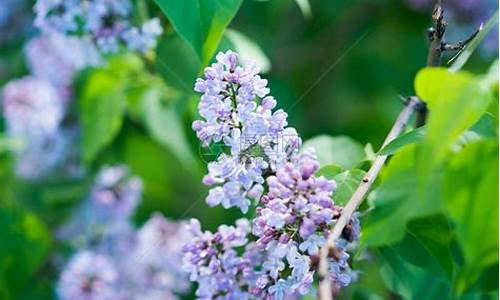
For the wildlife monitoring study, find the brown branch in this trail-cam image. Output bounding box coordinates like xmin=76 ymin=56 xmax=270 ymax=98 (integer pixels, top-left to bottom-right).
xmin=317 ymin=96 xmax=422 ymax=300
xmin=426 ymin=0 xmax=446 ymax=67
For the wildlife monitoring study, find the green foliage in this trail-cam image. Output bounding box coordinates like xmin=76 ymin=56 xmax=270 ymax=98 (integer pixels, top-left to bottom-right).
xmin=220 ymin=29 xmax=271 ymax=73
xmin=156 ymin=34 xmax=202 ymax=93
xmin=140 ymin=87 xmax=197 ymax=168
xmin=362 ymin=61 xmax=499 ymax=298
xmin=153 ymin=0 xmax=243 ymax=64
xmin=415 ymin=67 xmax=496 ymax=178
xmin=303 ymin=135 xmax=366 ymax=169
xmin=378 ymin=126 xmax=426 ymax=155
xmin=80 ymin=55 xmax=144 ymax=163
xmin=444 ymin=140 xmax=499 ymax=294
xmin=0 ymin=203 xmax=51 ymax=300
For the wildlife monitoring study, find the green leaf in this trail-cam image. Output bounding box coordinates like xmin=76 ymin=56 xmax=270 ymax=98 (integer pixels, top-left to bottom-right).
xmin=444 ymin=140 xmax=498 ymax=294
xmin=467 ymin=113 xmax=498 ymax=139
xmin=302 ymin=135 xmax=365 ymax=169
xmin=333 ymin=169 xmax=366 ymax=206
xmin=415 ymin=68 xmax=494 ymax=177
xmin=153 ymin=0 xmax=243 ymax=64
xmin=316 ymin=164 xmax=345 ymax=178
xmin=378 ymin=126 xmax=426 ymax=155
xmin=449 ymin=11 xmax=499 ymax=72
xmin=392 ymin=215 xmax=454 ymax=280
xmin=80 ymin=70 xmax=125 ymax=163
xmin=140 ymin=86 xmax=197 ymax=168
xmin=155 ymin=34 xmax=202 ymax=92
xmin=79 ymin=55 xmax=144 ymax=163
xmin=377 ymin=247 xmax=454 ymax=300
xmin=220 ymin=29 xmax=271 ymax=73
xmin=0 ymin=204 xmax=51 ymax=299
xmin=362 ymin=145 xmax=443 ymax=247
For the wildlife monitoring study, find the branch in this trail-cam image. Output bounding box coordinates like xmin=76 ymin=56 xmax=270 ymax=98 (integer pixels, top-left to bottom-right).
xmin=426 ymin=0 xmax=446 ymax=67
xmin=317 ymin=96 xmax=423 ymax=300
xmin=417 ymin=0 xmax=445 ymax=127
xmin=419 ymin=0 xmax=483 ymax=126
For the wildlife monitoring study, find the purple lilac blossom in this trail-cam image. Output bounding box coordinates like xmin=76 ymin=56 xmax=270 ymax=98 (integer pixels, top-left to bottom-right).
xmin=57 ymin=165 xmax=142 ymax=252
xmin=1 ymin=76 xmax=67 ymax=179
xmin=182 ymin=218 xmax=256 ymax=299
xmin=122 ymin=214 xmax=192 ymax=299
xmin=248 ymin=151 xmax=357 ymax=299
xmin=34 ymin=0 xmax=163 ymax=53
xmin=193 ymin=50 xmax=301 ymax=213
xmin=58 ymin=167 xmax=192 ymax=299
xmin=188 ymin=51 xmax=361 ymax=299
xmin=25 ymin=33 xmax=101 ymax=87
xmin=57 ymin=251 xmax=120 ymax=300
xmin=90 ymin=165 xmax=143 ymax=220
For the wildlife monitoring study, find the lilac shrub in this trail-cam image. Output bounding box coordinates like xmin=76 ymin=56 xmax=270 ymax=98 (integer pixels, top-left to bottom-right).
xmin=34 ymin=0 xmax=163 ymax=54
xmin=186 ymin=51 xmax=360 ymax=299
xmin=56 ymin=165 xmax=192 ymax=300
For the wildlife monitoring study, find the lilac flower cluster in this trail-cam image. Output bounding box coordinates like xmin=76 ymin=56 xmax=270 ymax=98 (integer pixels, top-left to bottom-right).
xmin=193 ymin=50 xmax=300 ymax=213
xmin=34 ymin=0 xmax=163 ymax=53
xmin=187 ymin=51 xmax=361 ymax=299
xmin=2 ymin=30 xmax=102 ymax=180
xmin=25 ymin=33 xmax=101 ymax=87
xmin=183 ymin=218 xmax=256 ymax=299
xmin=183 ymin=152 xmax=360 ymax=299
xmin=1 ymin=77 xmax=67 ymax=178
xmin=57 ymin=165 xmax=192 ymax=300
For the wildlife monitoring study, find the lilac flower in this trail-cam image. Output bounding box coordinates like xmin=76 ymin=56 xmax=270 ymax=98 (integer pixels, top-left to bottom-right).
xmin=2 ymin=76 xmax=64 ymax=138
xmin=58 ymin=168 xmax=192 ymax=299
xmin=189 ymin=51 xmax=362 ymax=298
xmin=122 ymin=214 xmax=192 ymax=299
xmin=90 ymin=165 xmax=143 ymax=220
xmin=1 ymin=77 xmax=66 ymax=179
xmin=122 ymin=18 xmax=163 ymax=53
xmin=34 ymin=0 xmax=162 ymax=53
xmin=57 ymin=165 xmax=142 ymax=252
xmin=193 ymin=51 xmax=301 ymax=212
xmin=182 ymin=219 xmax=254 ymax=299
xmin=57 ymin=251 xmax=120 ymax=300
xmin=25 ymin=33 xmax=101 ymax=87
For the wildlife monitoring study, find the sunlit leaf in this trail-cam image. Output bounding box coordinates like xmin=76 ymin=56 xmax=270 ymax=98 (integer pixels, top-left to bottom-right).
xmin=155 ymin=35 xmax=202 ymax=92
xmin=140 ymin=86 xmax=197 ymax=168
xmin=378 ymin=126 xmax=426 ymax=155
xmin=444 ymin=141 xmax=499 ymax=294
xmin=153 ymin=0 xmax=243 ymax=64
xmin=221 ymin=29 xmax=271 ymax=73
xmin=303 ymin=135 xmax=365 ymax=169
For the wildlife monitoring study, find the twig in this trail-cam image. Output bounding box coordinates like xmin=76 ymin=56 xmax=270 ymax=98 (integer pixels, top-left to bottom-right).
xmin=418 ymin=0 xmax=483 ymax=126
xmin=426 ymin=0 xmax=446 ymax=67
xmin=317 ymin=96 xmax=422 ymax=300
